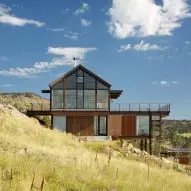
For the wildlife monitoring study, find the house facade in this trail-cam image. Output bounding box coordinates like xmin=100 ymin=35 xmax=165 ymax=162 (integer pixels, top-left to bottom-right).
xmin=27 ymin=64 xmax=170 ymax=152
xmin=48 ymin=64 xmax=121 ymax=136
xmin=32 ymin=64 xmax=170 ymax=138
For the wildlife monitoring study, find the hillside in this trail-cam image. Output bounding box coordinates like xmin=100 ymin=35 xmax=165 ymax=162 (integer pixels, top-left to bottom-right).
xmin=0 ymin=92 xmax=191 ymax=150
xmin=0 ymin=92 xmax=49 ymax=113
xmin=0 ymin=104 xmax=191 ymax=191
xmin=162 ymin=120 xmax=191 ymax=149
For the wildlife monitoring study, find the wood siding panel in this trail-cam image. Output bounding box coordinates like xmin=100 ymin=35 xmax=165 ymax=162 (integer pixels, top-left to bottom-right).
xmin=66 ymin=116 xmax=94 ymax=136
xmin=108 ymin=115 xmax=122 ymax=137
xmin=122 ymin=115 xmax=136 ymax=136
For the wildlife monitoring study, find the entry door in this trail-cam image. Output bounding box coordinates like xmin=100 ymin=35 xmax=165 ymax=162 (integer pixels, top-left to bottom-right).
xmin=98 ymin=116 xmax=107 ymax=136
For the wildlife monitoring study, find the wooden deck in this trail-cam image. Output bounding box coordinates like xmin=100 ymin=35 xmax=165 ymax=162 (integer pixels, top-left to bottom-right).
xmin=26 ymin=103 xmax=170 ymax=117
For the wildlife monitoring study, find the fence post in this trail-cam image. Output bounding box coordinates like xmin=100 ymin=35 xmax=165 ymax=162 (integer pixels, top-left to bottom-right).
xmin=147 ymin=162 xmax=150 ymax=181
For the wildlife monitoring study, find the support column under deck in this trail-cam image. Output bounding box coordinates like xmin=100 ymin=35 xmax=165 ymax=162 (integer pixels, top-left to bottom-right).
xmin=144 ymin=139 xmax=147 ymax=152
xmin=159 ymin=112 xmax=162 ymax=157
xmin=149 ymin=112 xmax=152 ymax=155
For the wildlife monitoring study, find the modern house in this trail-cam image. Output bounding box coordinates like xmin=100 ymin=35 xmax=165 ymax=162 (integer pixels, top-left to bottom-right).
xmin=27 ymin=64 xmax=170 ymax=153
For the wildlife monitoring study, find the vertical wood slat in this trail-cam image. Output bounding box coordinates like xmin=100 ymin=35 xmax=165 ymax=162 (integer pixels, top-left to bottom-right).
xmin=121 ymin=115 xmax=136 ymax=136
xmin=66 ymin=116 xmax=94 ymax=136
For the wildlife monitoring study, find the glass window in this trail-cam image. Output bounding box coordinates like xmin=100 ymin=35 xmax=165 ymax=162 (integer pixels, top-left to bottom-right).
xmin=136 ymin=116 xmax=149 ymax=136
xmin=65 ymin=90 xmax=76 ymax=108
xmin=77 ymin=90 xmax=83 ymax=108
xmin=52 ymin=90 xmax=63 ymax=109
xmin=65 ymin=73 xmax=76 ymax=89
xmin=97 ymin=81 xmax=109 ymax=89
xmin=97 ymin=90 xmax=108 ymax=109
xmin=77 ymin=69 xmax=83 ymax=76
xmin=84 ymin=73 xmax=95 ymax=89
xmin=84 ymin=90 xmax=95 ymax=109
xmin=53 ymin=115 xmax=66 ymax=132
xmin=99 ymin=116 xmax=107 ymax=135
xmin=77 ymin=76 xmax=83 ymax=83
xmin=52 ymin=81 xmax=63 ymax=89
xmin=94 ymin=116 xmax=98 ymax=135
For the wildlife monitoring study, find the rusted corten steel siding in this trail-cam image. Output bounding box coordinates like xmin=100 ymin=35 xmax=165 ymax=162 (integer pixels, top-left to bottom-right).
xmin=108 ymin=115 xmax=122 ymax=137
xmin=66 ymin=116 xmax=94 ymax=136
xmin=178 ymin=156 xmax=191 ymax=165
xmin=108 ymin=114 xmax=136 ymax=137
xmin=121 ymin=114 xmax=136 ymax=136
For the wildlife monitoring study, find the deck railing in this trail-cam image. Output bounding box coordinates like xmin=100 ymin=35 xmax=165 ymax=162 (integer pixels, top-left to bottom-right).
xmin=28 ymin=102 xmax=170 ymax=112
xmin=110 ymin=103 xmax=170 ymax=112
xmin=30 ymin=103 xmax=50 ymax=111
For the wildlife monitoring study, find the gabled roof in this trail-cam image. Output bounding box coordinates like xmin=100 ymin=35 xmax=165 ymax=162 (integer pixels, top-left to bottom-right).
xmin=49 ymin=64 xmax=111 ymax=87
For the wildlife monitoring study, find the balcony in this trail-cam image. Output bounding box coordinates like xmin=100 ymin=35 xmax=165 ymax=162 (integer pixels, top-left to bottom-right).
xmin=110 ymin=103 xmax=170 ymax=112
xmin=27 ymin=102 xmax=170 ymax=115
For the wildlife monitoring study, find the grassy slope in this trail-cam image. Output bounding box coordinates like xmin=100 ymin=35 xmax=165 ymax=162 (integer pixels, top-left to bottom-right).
xmin=0 ymin=92 xmax=49 ymax=113
xmin=0 ymin=105 xmax=191 ymax=191
xmin=0 ymin=92 xmax=190 ymax=149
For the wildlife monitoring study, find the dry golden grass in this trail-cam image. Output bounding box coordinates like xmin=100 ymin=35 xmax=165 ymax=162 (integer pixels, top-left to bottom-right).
xmin=0 ymin=104 xmax=191 ymax=191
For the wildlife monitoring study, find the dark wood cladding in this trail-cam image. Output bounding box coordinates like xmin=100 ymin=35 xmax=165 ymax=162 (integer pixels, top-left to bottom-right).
xmin=66 ymin=116 xmax=94 ymax=136
xmin=110 ymin=111 xmax=170 ymax=118
xmin=121 ymin=115 xmax=136 ymax=136
xmin=51 ymin=111 xmax=109 ymax=116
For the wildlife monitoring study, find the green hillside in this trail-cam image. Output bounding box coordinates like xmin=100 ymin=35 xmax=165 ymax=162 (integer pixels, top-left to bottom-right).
xmin=0 ymin=104 xmax=190 ymax=191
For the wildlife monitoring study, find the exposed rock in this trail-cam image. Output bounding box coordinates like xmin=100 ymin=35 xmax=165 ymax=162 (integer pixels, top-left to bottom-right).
xmin=132 ymin=148 xmax=141 ymax=155
xmin=161 ymin=157 xmax=173 ymax=166
xmin=127 ymin=143 xmax=134 ymax=151
xmin=141 ymin=151 xmax=149 ymax=156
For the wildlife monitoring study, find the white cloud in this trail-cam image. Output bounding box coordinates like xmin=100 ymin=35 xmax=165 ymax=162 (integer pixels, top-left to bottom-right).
xmin=48 ymin=47 xmax=97 ymax=60
xmin=0 ymin=56 xmax=9 ymax=61
xmin=0 ymin=47 xmax=97 ymax=78
xmin=74 ymin=3 xmax=89 ymax=15
xmin=64 ymin=31 xmax=79 ymax=40
xmin=48 ymin=28 xmax=79 ymax=40
xmin=0 ymin=4 xmax=44 ymax=27
xmin=185 ymin=41 xmax=190 ymax=44
xmin=152 ymin=81 xmax=170 ymax=86
xmin=62 ymin=8 xmax=70 ymax=14
xmin=152 ymin=80 xmax=179 ymax=86
xmin=80 ymin=19 xmax=92 ymax=26
xmin=160 ymin=81 xmax=170 ymax=86
xmin=108 ymin=0 xmax=191 ymax=39
xmin=48 ymin=28 xmax=65 ymax=32
xmin=118 ymin=40 xmax=165 ymax=52
xmin=172 ymin=80 xmax=179 ymax=84
xmin=0 ymin=57 xmax=72 ymax=78
xmin=0 ymin=84 xmax=15 ymax=88
xmin=118 ymin=44 xmax=132 ymax=52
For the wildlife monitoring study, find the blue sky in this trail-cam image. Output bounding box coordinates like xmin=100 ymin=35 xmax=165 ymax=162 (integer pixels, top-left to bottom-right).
xmin=0 ymin=0 xmax=191 ymax=119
